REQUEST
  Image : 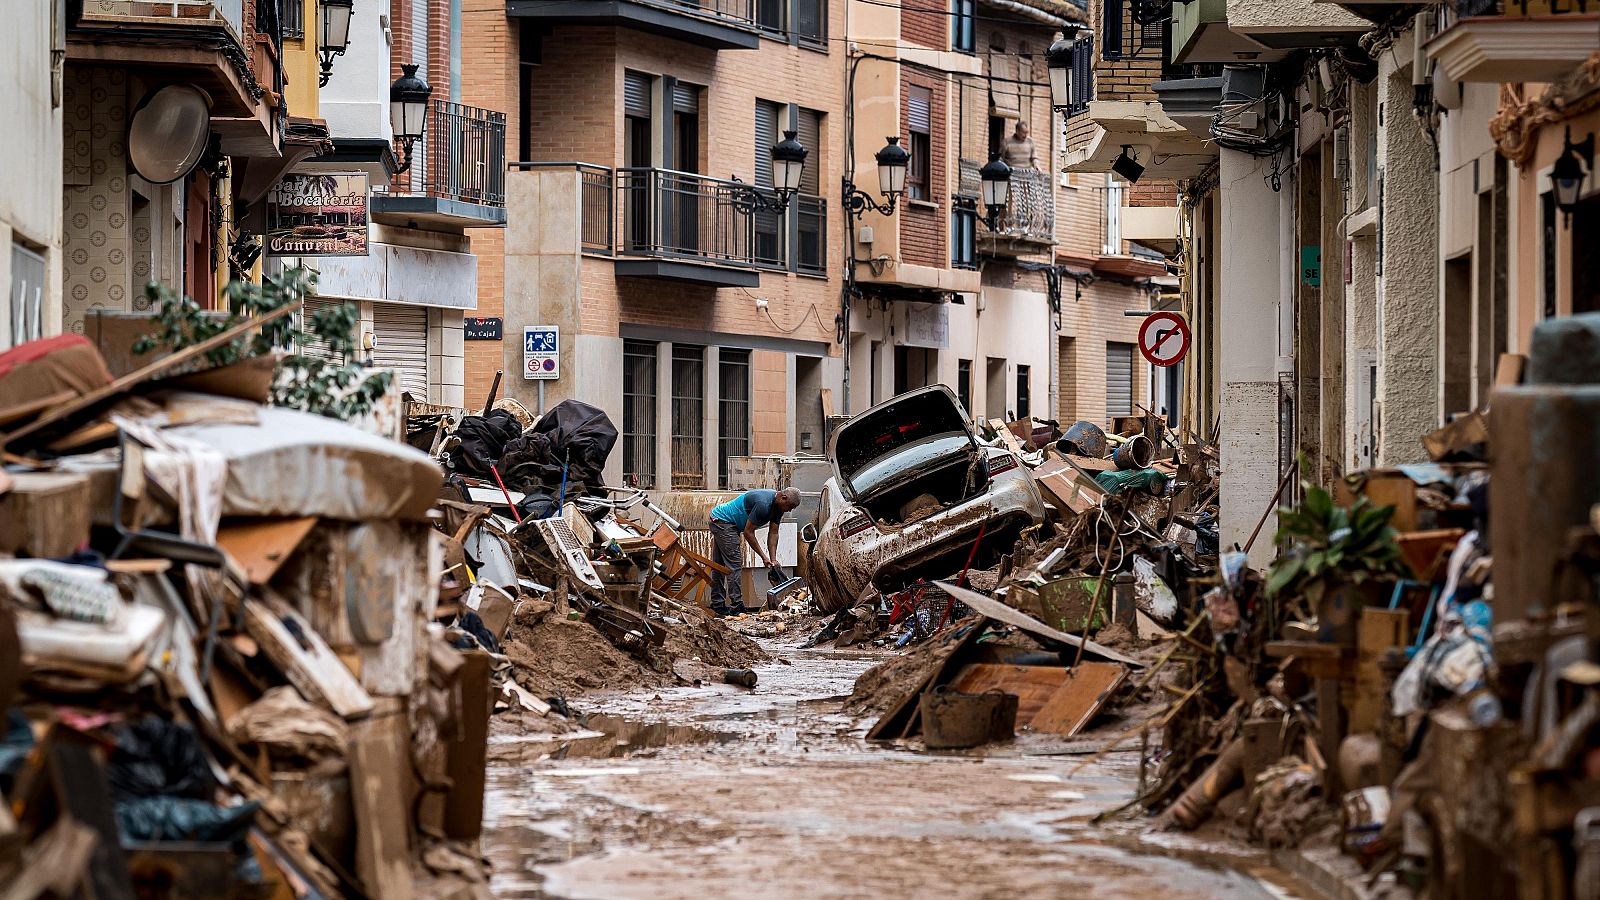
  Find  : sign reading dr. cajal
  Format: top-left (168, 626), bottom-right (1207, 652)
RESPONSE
top-left (266, 173), bottom-right (370, 257)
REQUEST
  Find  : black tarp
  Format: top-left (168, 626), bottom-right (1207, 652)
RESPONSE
top-left (498, 400), bottom-right (617, 496)
top-left (445, 409), bottom-right (523, 477)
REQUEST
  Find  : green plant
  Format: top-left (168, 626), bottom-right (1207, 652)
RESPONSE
top-left (1266, 458), bottom-right (1411, 608)
top-left (132, 267), bottom-right (392, 421)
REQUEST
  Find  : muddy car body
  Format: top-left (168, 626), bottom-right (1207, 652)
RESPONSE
top-left (804, 385), bottom-right (1047, 613)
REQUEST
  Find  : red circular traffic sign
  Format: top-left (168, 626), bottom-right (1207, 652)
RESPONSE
top-left (1137, 311), bottom-right (1190, 368)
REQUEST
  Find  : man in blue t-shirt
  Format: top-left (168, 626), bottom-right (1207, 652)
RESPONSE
top-left (707, 487), bottom-right (801, 616)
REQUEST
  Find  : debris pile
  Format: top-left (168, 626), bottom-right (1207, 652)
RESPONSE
top-left (833, 406), bottom-right (1218, 748)
top-left (0, 323), bottom-right (494, 897)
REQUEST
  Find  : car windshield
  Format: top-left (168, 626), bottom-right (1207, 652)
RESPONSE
top-left (846, 432), bottom-right (974, 498)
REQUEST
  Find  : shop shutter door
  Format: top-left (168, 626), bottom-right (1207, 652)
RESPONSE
top-left (1106, 342), bottom-right (1133, 417)
top-left (372, 303), bottom-right (430, 399)
top-left (297, 296), bottom-right (349, 365)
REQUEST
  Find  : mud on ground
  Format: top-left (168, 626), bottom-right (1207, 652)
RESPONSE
top-left (501, 599), bottom-right (769, 699)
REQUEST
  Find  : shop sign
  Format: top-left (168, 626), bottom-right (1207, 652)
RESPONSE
top-left (266, 173), bottom-right (370, 257)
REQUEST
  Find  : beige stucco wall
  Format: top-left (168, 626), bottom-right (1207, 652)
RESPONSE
top-left (1, 4), bottom-right (64, 347)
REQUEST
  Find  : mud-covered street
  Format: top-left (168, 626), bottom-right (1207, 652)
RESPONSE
top-left (483, 642), bottom-right (1300, 899)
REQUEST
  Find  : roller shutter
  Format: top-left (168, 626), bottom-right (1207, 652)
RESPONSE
top-left (1106, 341), bottom-right (1133, 418)
top-left (624, 71), bottom-right (652, 118)
top-left (372, 303), bottom-right (430, 399)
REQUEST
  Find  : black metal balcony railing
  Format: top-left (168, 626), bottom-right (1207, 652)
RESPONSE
top-left (616, 168), bottom-right (755, 266)
top-left (414, 101), bottom-right (508, 207)
top-left (579, 164), bottom-right (615, 254)
top-left (959, 160), bottom-right (1055, 246)
top-left (523, 163), bottom-right (825, 273)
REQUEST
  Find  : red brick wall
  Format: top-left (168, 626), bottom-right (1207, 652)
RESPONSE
top-left (900, 1), bottom-right (946, 49)
top-left (1127, 179), bottom-right (1176, 207)
top-left (900, 70), bottom-right (946, 268)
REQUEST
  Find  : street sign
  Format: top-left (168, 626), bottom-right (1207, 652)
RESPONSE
top-left (1137, 311), bottom-right (1190, 368)
top-left (522, 325), bottom-right (559, 380)
top-left (464, 317), bottom-right (502, 341)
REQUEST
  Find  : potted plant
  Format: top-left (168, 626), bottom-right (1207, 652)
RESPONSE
top-left (1267, 463), bottom-right (1411, 645)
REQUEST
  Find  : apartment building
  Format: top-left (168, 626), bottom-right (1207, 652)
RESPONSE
top-left (461, 0), bottom-right (846, 488)
top-left (841, 0), bottom-right (1084, 427)
top-left (60, 0), bottom-right (280, 334)
top-left (0, 2), bottom-right (65, 349)
top-left (275, 0), bottom-right (508, 406)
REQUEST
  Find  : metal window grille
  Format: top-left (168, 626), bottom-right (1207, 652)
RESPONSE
top-left (622, 339), bottom-right (658, 489)
top-left (670, 344), bottom-right (706, 489)
top-left (718, 349), bottom-right (751, 489)
top-left (279, 0), bottom-right (303, 39)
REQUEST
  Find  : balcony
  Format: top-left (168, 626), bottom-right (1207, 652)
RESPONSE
top-left (1426, 1), bottom-right (1600, 84)
top-left (1170, 0), bottom-right (1365, 64)
top-left (372, 102), bottom-right (508, 230)
top-left (506, 0), bottom-right (760, 50)
top-left (1061, 101), bottom-right (1216, 180)
top-left (69, 0), bottom-right (257, 117)
top-left (959, 160), bottom-right (1055, 253)
top-left (557, 165), bottom-right (828, 286)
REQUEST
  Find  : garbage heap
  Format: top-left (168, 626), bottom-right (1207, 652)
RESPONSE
top-left (839, 411), bottom-right (1221, 748)
top-left (403, 399), bottom-right (767, 703)
top-left (1123, 313), bottom-right (1600, 899)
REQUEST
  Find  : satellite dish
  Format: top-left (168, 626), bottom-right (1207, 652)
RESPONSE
top-left (128, 85), bottom-right (212, 184)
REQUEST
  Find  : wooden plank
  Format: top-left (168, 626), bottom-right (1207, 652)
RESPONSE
top-left (0, 390), bottom-right (75, 427)
top-left (867, 622), bottom-right (985, 742)
top-left (348, 713), bottom-right (414, 900)
top-left (2, 300), bottom-right (302, 448)
top-left (216, 517), bottom-right (319, 585)
top-left (935, 581), bottom-right (1143, 667)
top-left (1030, 662), bottom-right (1127, 737)
top-left (0, 471), bottom-right (91, 558)
top-left (243, 596), bottom-right (375, 719)
top-left (950, 663), bottom-right (1069, 723)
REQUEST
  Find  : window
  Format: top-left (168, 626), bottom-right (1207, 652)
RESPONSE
top-left (952, 0), bottom-right (975, 53)
top-left (1016, 364), bottom-right (1031, 418)
top-left (1103, 180), bottom-right (1123, 255)
top-left (796, 107), bottom-right (826, 274)
top-left (671, 344), bottom-right (706, 489)
top-left (757, 0), bottom-right (785, 32)
top-left (518, 22), bottom-right (541, 161)
top-left (718, 349), bottom-right (752, 488)
top-left (279, 0), bottom-right (304, 39)
top-left (9, 241), bottom-right (45, 348)
top-left (957, 359), bottom-right (973, 415)
top-left (988, 115), bottom-right (1006, 160)
top-left (951, 202), bottom-right (977, 270)
top-left (1106, 342), bottom-right (1134, 418)
top-left (754, 99), bottom-right (785, 267)
top-left (623, 340), bottom-right (658, 489)
top-left (907, 86), bottom-right (932, 201)
top-left (795, 0), bottom-right (825, 46)
top-left (624, 71), bottom-right (654, 252)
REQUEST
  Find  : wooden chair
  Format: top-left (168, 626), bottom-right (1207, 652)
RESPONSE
top-left (650, 522), bottom-right (728, 610)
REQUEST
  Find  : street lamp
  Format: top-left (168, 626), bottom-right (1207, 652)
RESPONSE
top-left (318, 0), bottom-right (354, 87)
top-left (390, 64), bottom-right (432, 175)
top-left (844, 136), bottom-right (910, 217)
top-left (978, 153), bottom-right (1011, 230)
top-left (1552, 127), bottom-right (1594, 215)
top-left (733, 130), bottom-right (809, 214)
top-left (1047, 34), bottom-right (1075, 112)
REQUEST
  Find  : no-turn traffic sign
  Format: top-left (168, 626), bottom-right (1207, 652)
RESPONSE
top-left (1137, 311), bottom-right (1190, 368)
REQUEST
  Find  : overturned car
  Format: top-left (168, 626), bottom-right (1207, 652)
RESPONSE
top-left (804, 385), bottom-right (1047, 613)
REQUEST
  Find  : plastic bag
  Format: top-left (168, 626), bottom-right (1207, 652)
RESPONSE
top-left (106, 717), bottom-right (217, 801)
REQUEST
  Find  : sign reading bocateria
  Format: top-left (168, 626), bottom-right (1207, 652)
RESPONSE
top-left (266, 173), bottom-right (370, 257)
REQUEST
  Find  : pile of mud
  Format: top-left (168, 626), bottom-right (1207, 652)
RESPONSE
top-left (502, 600), bottom-right (769, 698)
top-left (843, 625), bottom-right (965, 719)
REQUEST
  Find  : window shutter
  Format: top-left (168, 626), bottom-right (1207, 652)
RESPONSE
top-left (796, 108), bottom-right (821, 194)
top-left (1072, 34), bottom-right (1094, 114)
top-left (673, 82), bottom-right (700, 114)
top-left (755, 101), bottom-right (779, 188)
top-left (624, 71), bottom-right (652, 118)
top-left (1106, 342), bottom-right (1134, 418)
top-left (908, 88), bottom-right (931, 133)
top-left (372, 303), bottom-right (430, 399)
top-left (988, 49), bottom-right (1020, 117)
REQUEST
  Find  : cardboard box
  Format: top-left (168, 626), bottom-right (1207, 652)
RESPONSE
top-left (0, 472), bottom-right (91, 558)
